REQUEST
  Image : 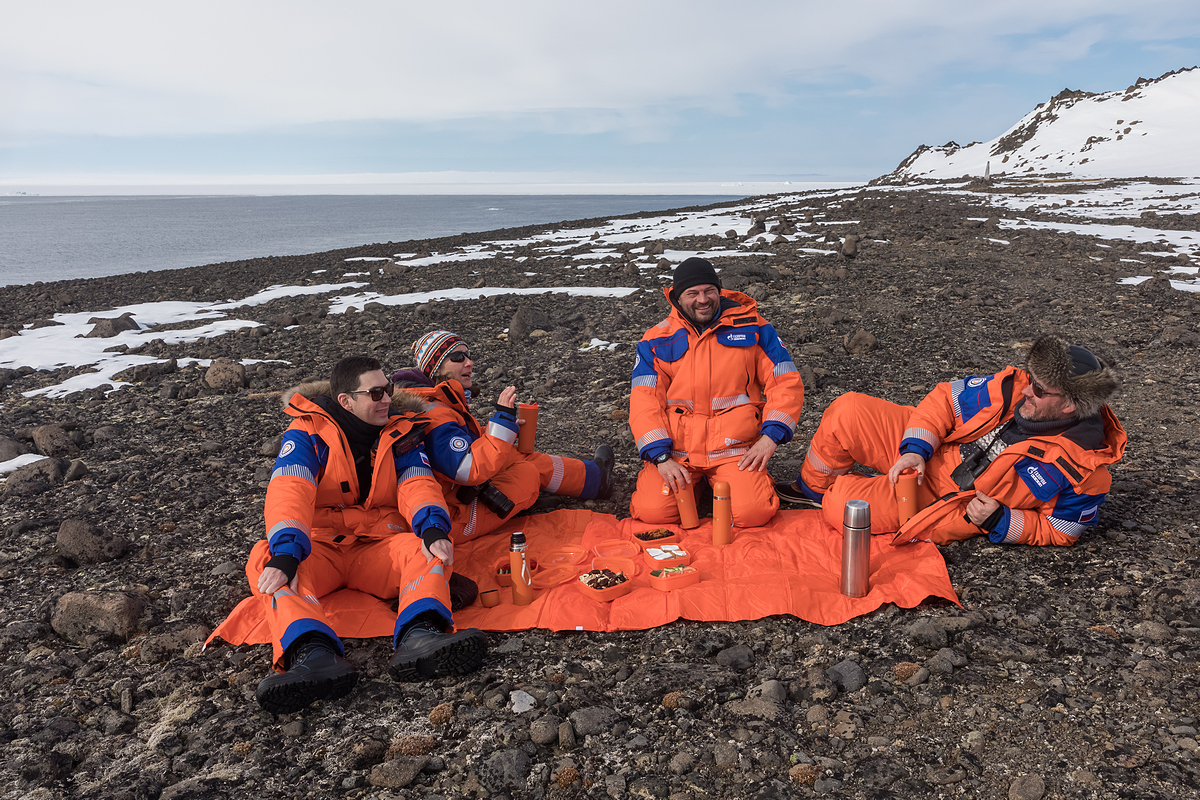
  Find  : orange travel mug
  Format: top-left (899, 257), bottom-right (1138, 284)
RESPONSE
top-left (674, 477), bottom-right (700, 530)
top-left (517, 403), bottom-right (538, 454)
top-left (895, 470), bottom-right (918, 525)
top-left (711, 480), bottom-right (732, 545)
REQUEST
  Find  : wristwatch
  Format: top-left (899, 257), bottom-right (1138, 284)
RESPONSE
top-left (652, 453), bottom-right (672, 465)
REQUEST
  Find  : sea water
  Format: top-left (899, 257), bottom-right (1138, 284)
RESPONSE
top-left (0, 194), bottom-right (742, 287)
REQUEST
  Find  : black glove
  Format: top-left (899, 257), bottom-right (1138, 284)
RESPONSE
top-left (421, 526), bottom-right (451, 551)
top-left (263, 553), bottom-right (299, 583)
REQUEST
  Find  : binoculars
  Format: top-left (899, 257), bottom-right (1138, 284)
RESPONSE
top-left (456, 480), bottom-right (515, 518)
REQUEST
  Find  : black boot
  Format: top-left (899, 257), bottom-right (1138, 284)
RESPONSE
top-left (594, 444), bottom-right (616, 500)
top-left (255, 636), bottom-right (358, 714)
top-left (388, 620), bottom-right (487, 682)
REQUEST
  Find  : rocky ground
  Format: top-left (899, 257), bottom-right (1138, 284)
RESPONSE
top-left (1, 180), bottom-right (1198, 799)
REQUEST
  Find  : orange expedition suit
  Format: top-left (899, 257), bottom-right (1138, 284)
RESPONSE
top-left (254, 389), bottom-right (453, 668)
top-left (392, 373), bottom-right (607, 544)
top-left (799, 367), bottom-right (1127, 545)
top-left (629, 288), bottom-right (804, 527)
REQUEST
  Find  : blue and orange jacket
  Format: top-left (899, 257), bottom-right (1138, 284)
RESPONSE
top-left (393, 376), bottom-right (522, 488)
top-left (265, 384), bottom-right (451, 563)
top-left (894, 366), bottom-right (1127, 546)
top-left (630, 288), bottom-right (804, 468)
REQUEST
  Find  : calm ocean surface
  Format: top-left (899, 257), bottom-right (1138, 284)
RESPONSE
top-left (0, 194), bottom-right (742, 287)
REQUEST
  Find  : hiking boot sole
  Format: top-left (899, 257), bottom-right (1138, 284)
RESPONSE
top-left (775, 481), bottom-right (823, 509)
top-left (388, 628), bottom-right (487, 682)
top-left (256, 668), bottom-right (359, 715)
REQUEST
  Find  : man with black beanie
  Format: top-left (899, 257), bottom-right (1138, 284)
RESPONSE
top-left (245, 356), bottom-right (486, 714)
top-left (629, 257), bottom-right (805, 527)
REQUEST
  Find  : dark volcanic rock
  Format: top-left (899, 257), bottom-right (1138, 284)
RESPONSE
top-left (51, 590), bottom-right (150, 644)
top-left (56, 518), bottom-right (129, 564)
top-left (3, 456), bottom-right (67, 496)
top-left (86, 312), bottom-right (140, 338)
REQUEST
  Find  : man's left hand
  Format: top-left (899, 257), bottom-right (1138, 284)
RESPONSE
top-left (737, 435), bottom-right (777, 472)
top-left (423, 538), bottom-right (454, 565)
top-left (965, 490), bottom-right (1001, 527)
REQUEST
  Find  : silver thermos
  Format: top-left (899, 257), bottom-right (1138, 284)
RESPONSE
top-left (841, 499), bottom-right (871, 598)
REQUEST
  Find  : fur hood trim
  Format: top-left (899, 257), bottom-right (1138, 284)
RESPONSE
top-left (1025, 335), bottom-right (1119, 418)
top-left (281, 380), bottom-right (426, 414)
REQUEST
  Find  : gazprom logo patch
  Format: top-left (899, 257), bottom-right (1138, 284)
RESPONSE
top-left (1025, 465), bottom-right (1047, 487)
top-left (727, 333), bottom-right (747, 341)
top-left (450, 436), bottom-right (469, 453)
top-left (968, 377), bottom-right (986, 388)
top-left (279, 441), bottom-right (295, 458)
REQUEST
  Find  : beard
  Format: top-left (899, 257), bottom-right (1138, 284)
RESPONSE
top-left (1016, 397), bottom-right (1069, 423)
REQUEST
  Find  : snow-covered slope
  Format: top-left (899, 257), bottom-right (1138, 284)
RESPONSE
top-left (883, 67), bottom-right (1200, 181)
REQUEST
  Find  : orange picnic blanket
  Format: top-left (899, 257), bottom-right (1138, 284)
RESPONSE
top-left (208, 509), bottom-right (958, 648)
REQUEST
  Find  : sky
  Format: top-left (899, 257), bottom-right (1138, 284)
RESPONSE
top-left (2, 1), bottom-right (1200, 191)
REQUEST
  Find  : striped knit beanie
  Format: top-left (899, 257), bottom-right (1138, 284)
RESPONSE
top-left (412, 330), bottom-right (466, 378)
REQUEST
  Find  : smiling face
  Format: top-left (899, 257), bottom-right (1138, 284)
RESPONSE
top-left (436, 343), bottom-right (473, 389)
top-left (677, 284), bottom-right (720, 326)
top-left (338, 369), bottom-right (393, 426)
top-left (1020, 370), bottom-right (1077, 421)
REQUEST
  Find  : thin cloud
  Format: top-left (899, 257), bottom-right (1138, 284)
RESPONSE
top-left (4, 0), bottom-right (1197, 139)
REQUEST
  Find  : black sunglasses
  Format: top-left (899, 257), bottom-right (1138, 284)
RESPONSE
top-left (348, 383), bottom-right (394, 402)
top-left (1025, 370), bottom-right (1063, 399)
top-left (444, 350), bottom-right (470, 363)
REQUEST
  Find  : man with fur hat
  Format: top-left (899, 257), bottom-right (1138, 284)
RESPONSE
top-left (249, 355), bottom-right (486, 714)
top-left (629, 257), bottom-right (804, 527)
top-left (392, 330), bottom-right (615, 543)
top-left (777, 336), bottom-right (1126, 546)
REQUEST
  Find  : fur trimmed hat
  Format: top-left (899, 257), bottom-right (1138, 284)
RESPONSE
top-left (1025, 335), bottom-right (1119, 418)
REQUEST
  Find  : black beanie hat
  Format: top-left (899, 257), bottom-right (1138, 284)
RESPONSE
top-left (670, 257), bottom-right (721, 302)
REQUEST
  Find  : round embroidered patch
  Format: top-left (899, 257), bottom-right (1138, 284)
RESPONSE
top-left (278, 441), bottom-right (295, 458)
top-left (449, 437), bottom-right (469, 453)
top-left (967, 377), bottom-right (985, 387)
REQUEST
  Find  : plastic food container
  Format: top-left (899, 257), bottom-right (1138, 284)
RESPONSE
top-left (591, 539), bottom-right (641, 559)
top-left (539, 544), bottom-right (588, 567)
top-left (577, 571), bottom-right (633, 602)
top-left (494, 556), bottom-right (538, 587)
top-left (641, 544), bottom-right (691, 570)
top-left (532, 565), bottom-right (578, 590)
top-left (649, 565), bottom-right (700, 591)
top-left (591, 556), bottom-right (638, 578)
top-left (633, 528), bottom-right (681, 548)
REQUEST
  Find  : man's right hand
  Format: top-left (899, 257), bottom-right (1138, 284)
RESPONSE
top-left (257, 566), bottom-right (299, 595)
top-left (656, 458), bottom-right (691, 494)
top-left (887, 452), bottom-right (927, 485)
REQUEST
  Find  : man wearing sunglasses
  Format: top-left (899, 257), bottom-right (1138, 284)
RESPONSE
top-left (245, 355), bottom-right (486, 714)
top-left (391, 330), bottom-right (616, 543)
top-left (777, 335), bottom-right (1126, 547)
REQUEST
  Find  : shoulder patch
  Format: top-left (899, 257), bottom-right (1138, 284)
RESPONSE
top-left (967, 377), bottom-right (986, 388)
top-left (278, 440), bottom-right (295, 458)
top-left (449, 436), bottom-right (469, 453)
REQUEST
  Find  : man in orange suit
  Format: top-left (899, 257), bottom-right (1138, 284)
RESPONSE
top-left (250, 356), bottom-right (486, 714)
top-left (629, 257), bottom-right (804, 527)
top-left (778, 336), bottom-right (1125, 546)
